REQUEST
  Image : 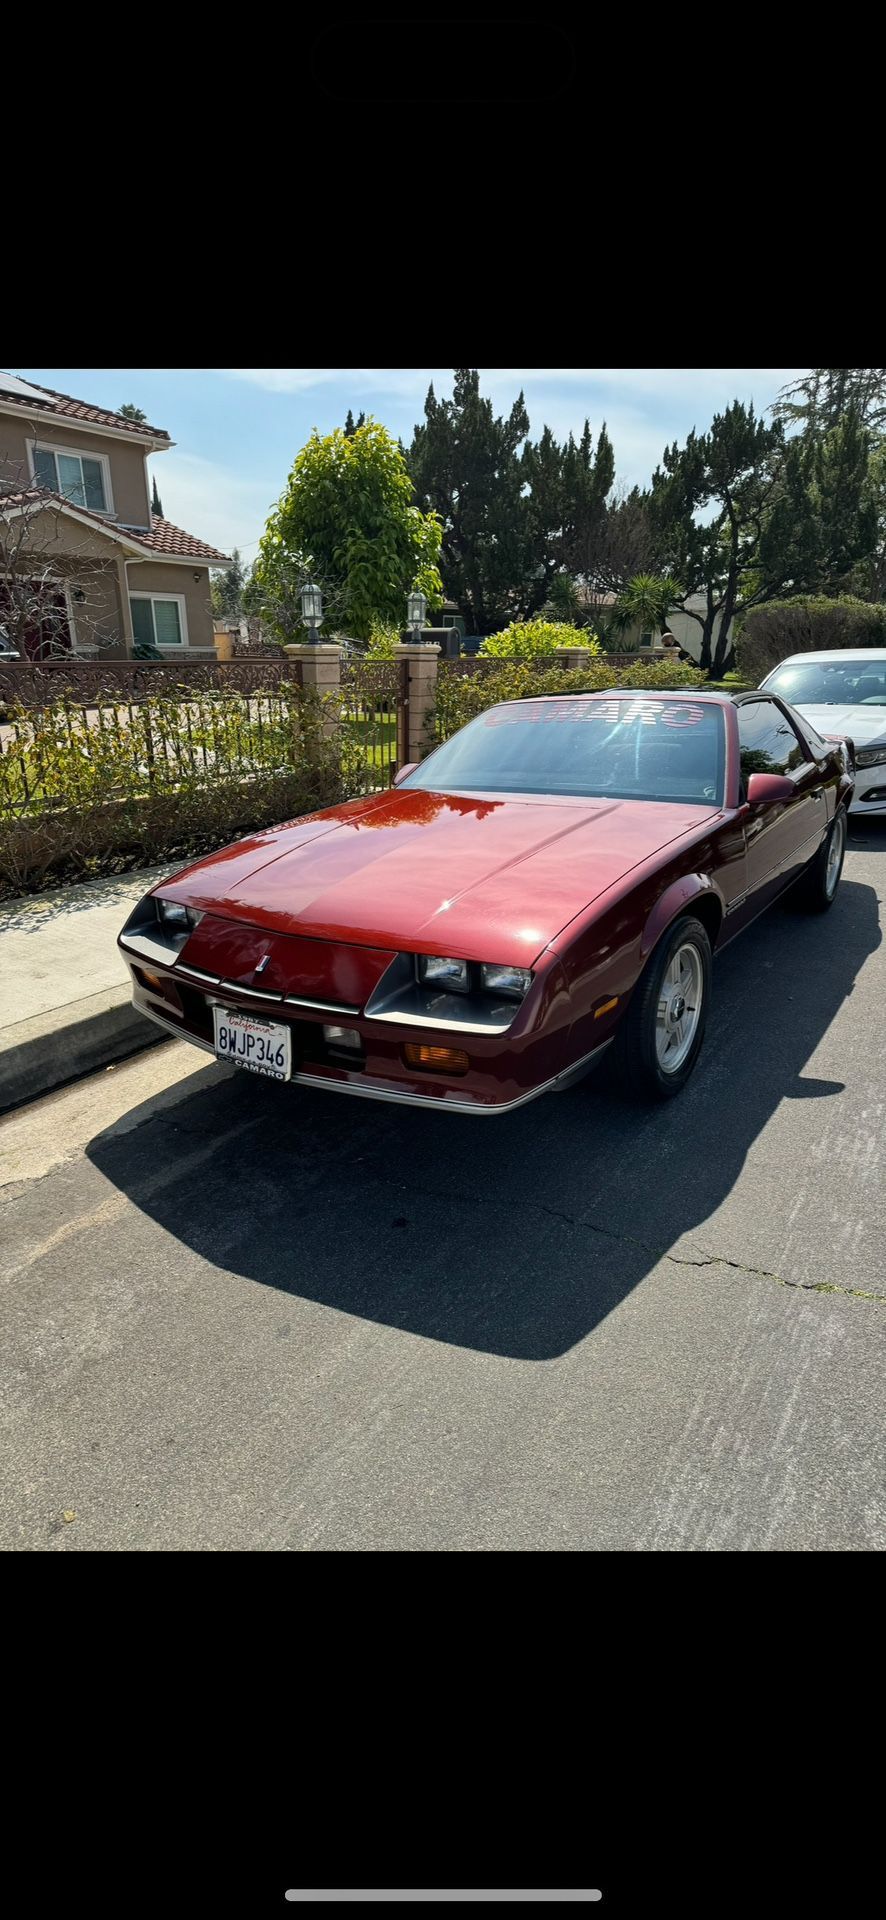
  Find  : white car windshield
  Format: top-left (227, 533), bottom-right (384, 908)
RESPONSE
top-left (766, 659), bottom-right (886, 705)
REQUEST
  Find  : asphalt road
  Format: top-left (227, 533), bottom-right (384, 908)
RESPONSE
top-left (2, 824), bottom-right (885, 1551)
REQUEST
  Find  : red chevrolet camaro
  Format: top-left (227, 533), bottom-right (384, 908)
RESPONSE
top-left (119, 689), bottom-right (854, 1111)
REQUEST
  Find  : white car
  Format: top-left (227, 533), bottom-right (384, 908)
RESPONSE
top-left (760, 650), bottom-right (886, 818)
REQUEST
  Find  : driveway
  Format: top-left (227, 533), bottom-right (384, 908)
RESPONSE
top-left (1, 825), bottom-right (884, 1550)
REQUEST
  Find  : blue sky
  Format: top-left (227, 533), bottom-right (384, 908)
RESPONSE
top-left (15, 368), bottom-right (809, 564)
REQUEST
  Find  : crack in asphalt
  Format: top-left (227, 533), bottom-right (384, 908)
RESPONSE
top-left (374, 1173), bottom-right (886, 1310)
top-left (3, 1091), bottom-right (884, 1309)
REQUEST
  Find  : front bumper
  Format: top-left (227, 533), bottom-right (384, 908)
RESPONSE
top-left (849, 782), bottom-right (886, 815)
top-left (134, 995), bottom-right (612, 1113)
top-left (118, 901), bottom-right (605, 1113)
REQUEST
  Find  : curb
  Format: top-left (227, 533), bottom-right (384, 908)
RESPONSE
top-left (0, 986), bottom-right (168, 1115)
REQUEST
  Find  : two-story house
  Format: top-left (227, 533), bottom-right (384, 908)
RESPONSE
top-left (0, 372), bottom-right (231, 660)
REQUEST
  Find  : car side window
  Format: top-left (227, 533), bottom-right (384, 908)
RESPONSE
top-left (738, 700), bottom-right (807, 782)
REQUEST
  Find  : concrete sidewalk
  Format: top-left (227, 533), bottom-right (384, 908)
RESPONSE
top-left (0, 865), bottom-right (173, 1112)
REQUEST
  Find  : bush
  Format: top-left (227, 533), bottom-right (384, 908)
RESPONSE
top-left (737, 597), bottom-right (886, 684)
top-left (433, 657), bottom-right (705, 744)
top-left (478, 619), bottom-right (602, 660)
top-left (365, 623), bottom-right (399, 659)
top-left (0, 685), bottom-right (366, 896)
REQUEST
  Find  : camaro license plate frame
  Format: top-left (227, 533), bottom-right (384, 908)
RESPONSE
top-left (212, 1005), bottom-right (293, 1081)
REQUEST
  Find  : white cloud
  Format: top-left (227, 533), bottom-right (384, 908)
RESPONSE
top-left (151, 451), bottom-right (279, 560)
top-left (225, 366), bottom-right (808, 404)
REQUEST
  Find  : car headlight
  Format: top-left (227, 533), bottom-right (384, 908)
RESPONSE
top-left (418, 954), bottom-right (470, 993)
top-left (480, 963), bottom-right (533, 1000)
top-left (155, 899), bottom-right (203, 934)
top-left (854, 746), bottom-right (886, 768)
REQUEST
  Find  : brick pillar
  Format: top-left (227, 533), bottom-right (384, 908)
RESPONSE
top-left (283, 643), bottom-right (342, 734)
top-left (394, 641), bottom-right (440, 763)
top-left (555, 647), bottom-right (593, 670)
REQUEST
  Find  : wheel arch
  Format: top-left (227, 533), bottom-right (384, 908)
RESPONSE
top-left (640, 876), bottom-right (723, 963)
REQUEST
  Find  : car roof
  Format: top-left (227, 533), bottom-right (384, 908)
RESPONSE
top-left (767, 649), bottom-right (886, 664)
top-left (505, 687), bottom-right (733, 704)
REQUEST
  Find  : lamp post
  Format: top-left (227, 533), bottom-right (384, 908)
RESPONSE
top-left (406, 588), bottom-right (428, 644)
top-left (300, 580), bottom-right (323, 645)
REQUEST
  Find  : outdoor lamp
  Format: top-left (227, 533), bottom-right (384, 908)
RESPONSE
top-left (407, 588), bottom-right (427, 641)
top-left (300, 581), bottom-right (323, 643)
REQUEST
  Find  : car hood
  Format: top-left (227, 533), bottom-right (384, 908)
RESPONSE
top-left (793, 702), bottom-right (886, 746)
top-left (158, 787), bottom-right (717, 965)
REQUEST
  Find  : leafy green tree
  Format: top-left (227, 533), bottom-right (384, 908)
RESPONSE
top-left (773, 371), bottom-right (885, 602)
top-left (648, 404), bottom-right (785, 674)
top-left (773, 369), bottom-right (886, 438)
top-left (253, 418), bottom-right (442, 643)
top-left (119, 402), bottom-right (147, 423)
top-left (647, 401), bottom-right (874, 676)
top-left (407, 370), bottom-right (614, 633)
top-left (151, 475), bottom-right (164, 518)
top-left (612, 573), bottom-right (682, 641)
top-left (211, 547), bottom-right (249, 618)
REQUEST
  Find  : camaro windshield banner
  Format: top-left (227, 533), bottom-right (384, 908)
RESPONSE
top-left (483, 700), bottom-right (708, 728)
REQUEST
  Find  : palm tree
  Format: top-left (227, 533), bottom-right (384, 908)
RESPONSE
top-left (612, 573), bottom-right (681, 641)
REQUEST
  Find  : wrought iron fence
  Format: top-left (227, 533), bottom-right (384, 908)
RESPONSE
top-left (339, 658), bottom-right (408, 790)
top-left (0, 685), bottom-right (334, 819)
top-left (0, 655), bottom-right (302, 711)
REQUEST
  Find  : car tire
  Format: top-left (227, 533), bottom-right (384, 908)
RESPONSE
top-left (797, 805), bottom-right (847, 913)
top-left (615, 914), bottom-right (712, 1101)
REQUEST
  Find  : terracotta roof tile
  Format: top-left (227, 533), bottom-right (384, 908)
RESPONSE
top-left (0, 376), bottom-right (170, 441)
top-left (133, 516), bottom-right (231, 563)
top-left (1, 488), bottom-right (230, 564)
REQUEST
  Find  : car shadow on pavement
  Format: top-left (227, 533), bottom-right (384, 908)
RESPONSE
top-left (87, 876), bottom-right (882, 1361)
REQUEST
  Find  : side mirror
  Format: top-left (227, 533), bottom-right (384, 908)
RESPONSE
top-left (746, 771), bottom-right (794, 806)
top-left (393, 762), bottom-right (418, 785)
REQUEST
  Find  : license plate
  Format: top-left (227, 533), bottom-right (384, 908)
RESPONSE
top-left (213, 1006), bottom-right (292, 1080)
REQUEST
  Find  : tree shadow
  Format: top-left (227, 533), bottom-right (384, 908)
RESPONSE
top-left (87, 877), bottom-right (881, 1360)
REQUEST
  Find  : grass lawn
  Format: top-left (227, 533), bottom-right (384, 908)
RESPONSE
top-left (343, 702), bottom-right (398, 771)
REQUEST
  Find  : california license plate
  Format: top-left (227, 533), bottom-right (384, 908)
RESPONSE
top-left (213, 1007), bottom-right (292, 1080)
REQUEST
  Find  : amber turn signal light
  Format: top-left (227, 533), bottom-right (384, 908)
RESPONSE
top-left (404, 1044), bottom-right (470, 1075)
top-left (135, 967), bottom-right (165, 992)
top-left (594, 995), bottom-right (619, 1018)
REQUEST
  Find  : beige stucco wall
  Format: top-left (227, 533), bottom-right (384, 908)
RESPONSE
top-left (2, 504), bottom-right (128, 657)
top-left (123, 561), bottom-right (216, 650)
top-left (0, 410), bottom-right (153, 527)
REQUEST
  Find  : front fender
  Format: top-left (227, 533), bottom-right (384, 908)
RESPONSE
top-left (640, 873), bottom-right (723, 961)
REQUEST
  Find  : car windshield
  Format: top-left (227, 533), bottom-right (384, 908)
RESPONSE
top-left (405, 697), bottom-right (726, 804)
top-left (766, 659), bottom-right (886, 705)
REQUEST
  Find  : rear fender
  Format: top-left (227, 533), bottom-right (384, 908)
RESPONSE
top-left (640, 874), bottom-right (723, 962)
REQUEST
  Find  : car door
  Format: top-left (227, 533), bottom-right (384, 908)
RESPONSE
top-left (737, 697), bottom-right (827, 908)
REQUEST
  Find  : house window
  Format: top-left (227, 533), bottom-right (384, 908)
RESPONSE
top-left (130, 593), bottom-right (188, 648)
top-left (640, 631), bottom-right (653, 648)
top-left (33, 444), bottom-right (111, 513)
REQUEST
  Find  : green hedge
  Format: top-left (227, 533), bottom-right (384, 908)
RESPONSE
top-left (737, 597), bottom-right (886, 684)
top-left (432, 657), bottom-right (705, 744)
top-left (478, 619), bottom-right (602, 660)
top-left (0, 685), bottom-right (365, 896)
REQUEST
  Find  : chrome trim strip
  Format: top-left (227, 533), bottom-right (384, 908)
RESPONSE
top-left (217, 980), bottom-right (285, 1002)
top-left (175, 965), bottom-right (223, 986)
top-left (136, 1003), bottom-right (613, 1114)
top-left (283, 995), bottom-right (362, 1015)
